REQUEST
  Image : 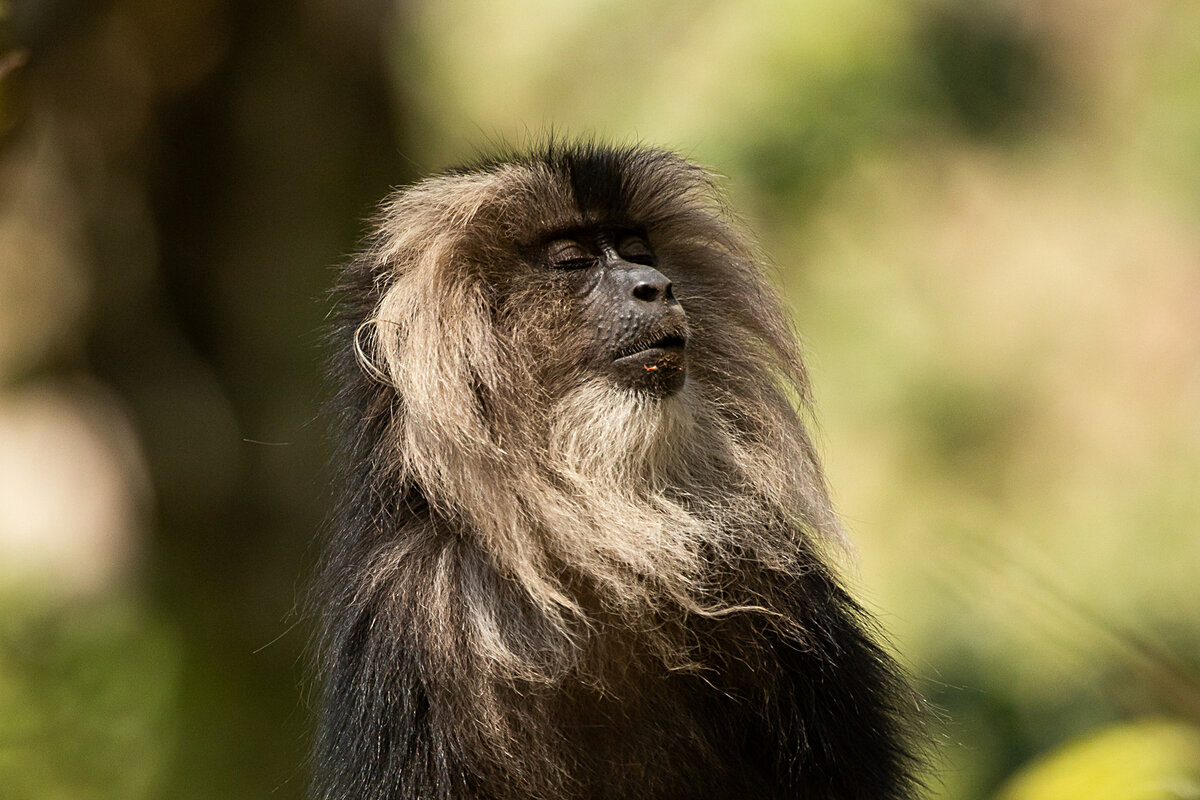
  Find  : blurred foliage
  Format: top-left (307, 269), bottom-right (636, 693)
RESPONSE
top-left (0, 592), bottom-right (179, 800)
top-left (1, 0), bottom-right (1198, 798)
top-left (915, 4), bottom-right (1049, 139)
top-left (994, 720), bottom-right (1200, 800)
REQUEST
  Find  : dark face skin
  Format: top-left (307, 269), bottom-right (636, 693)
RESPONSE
top-left (542, 226), bottom-right (689, 396)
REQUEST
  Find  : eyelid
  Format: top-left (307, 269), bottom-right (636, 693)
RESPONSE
top-left (616, 235), bottom-right (655, 263)
top-left (548, 240), bottom-right (587, 255)
top-left (547, 239), bottom-right (595, 269)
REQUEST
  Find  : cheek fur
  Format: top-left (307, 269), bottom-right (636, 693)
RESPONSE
top-left (498, 275), bottom-right (594, 382)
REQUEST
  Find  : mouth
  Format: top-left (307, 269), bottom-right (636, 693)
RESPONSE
top-left (612, 331), bottom-right (688, 395)
top-left (613, 332), bottom-right (688, 363)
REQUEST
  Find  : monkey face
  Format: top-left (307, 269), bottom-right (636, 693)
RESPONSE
top-left (538, 225), bottom-right (690, 397)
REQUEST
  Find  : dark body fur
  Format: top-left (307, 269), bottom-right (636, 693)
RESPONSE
top-left (314, 143), bottom-right (918, 800)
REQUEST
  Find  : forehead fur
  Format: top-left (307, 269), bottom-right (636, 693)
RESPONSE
top-left (403, 143), bottom-right (717, 243)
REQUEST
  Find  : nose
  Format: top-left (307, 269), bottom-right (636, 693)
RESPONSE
top-left (626, 265), bottom-right (673, 303)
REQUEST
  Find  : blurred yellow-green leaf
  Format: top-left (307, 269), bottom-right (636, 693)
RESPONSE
top-left (994, 720), bottom-right (1200, 800)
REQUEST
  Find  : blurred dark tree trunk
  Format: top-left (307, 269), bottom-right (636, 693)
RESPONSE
top-left (10, 0), bottom-right (413, 796)
top-left (149, 2), bottom-right (407, 796)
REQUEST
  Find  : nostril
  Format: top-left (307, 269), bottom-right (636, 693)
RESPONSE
top-left (632, 282), bottom-right (661, 302)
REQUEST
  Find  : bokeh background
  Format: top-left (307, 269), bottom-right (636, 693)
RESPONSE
top-left (2, 1), bottom-right (1199, 798)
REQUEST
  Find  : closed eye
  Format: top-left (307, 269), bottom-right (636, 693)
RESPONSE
top-left (617, 234), bottom-right (656, 265)
top-left (547, 239), bottom-right (596, 269)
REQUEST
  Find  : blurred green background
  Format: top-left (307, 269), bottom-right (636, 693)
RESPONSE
top-left (1, 1), bottom-right (1198, 798)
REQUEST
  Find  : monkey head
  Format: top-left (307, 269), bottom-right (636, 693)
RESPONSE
top-left (341, 141), bottom-right (851, 625)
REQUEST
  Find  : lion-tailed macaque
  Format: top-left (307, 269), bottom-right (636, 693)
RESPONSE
top-left (314, 142), bottom-right (920, 800)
